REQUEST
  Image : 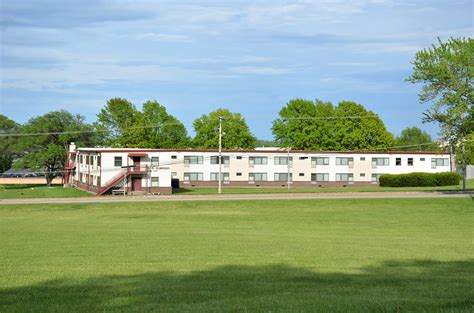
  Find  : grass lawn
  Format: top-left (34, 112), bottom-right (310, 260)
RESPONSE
top-left (174, 179), bottom-right (474, 195)
top-left (0, 184), bottom-right (92, 199)
top-left (0, 198), bottom-right (472, 312)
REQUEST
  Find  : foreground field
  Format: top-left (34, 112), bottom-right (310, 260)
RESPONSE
top-left (0, 198), bottom-right (472, 312)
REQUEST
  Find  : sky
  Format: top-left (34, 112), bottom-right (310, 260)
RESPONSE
top-left (0, 0), bottom-right (472, 140)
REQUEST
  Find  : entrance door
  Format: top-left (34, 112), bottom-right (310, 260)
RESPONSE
top-left (132, 177), bottom-right (141, 191)
top-left (133, 157), bottom-right (140, 171)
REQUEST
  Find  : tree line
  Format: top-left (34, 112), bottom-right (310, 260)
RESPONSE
top-left (0, 36), bottom-right (471, 185)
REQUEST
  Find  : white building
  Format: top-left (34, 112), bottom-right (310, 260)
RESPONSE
top-left (65, 144), bottom-right (451, 195)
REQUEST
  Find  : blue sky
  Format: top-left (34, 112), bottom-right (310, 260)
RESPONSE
top-left (1, 0), bottom-right (472, 140)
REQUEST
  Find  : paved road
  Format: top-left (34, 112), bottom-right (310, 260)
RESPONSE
top-left (0, 191), bottom-right (472, 205)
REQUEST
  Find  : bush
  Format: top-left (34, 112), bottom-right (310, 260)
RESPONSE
top-left (379, 172), bottom-right (461, 187)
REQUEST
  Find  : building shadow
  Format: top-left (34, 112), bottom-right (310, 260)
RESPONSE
top-left (1, 259), bottom-right (472, 312)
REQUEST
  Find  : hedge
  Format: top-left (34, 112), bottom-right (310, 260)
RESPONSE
top-left (379, 172), bottom-right (462, 187)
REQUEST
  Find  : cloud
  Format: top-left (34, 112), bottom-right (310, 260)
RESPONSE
top-left (137, 32), bottom-right (192, 43)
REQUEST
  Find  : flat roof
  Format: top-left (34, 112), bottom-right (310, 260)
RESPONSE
top-left (75, 148), bottom-right (449, 155)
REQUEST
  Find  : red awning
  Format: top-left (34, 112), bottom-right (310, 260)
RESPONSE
top-left (128, 153), bottom-right (148, 157)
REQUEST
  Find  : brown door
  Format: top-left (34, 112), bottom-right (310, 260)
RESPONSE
top-left (133, 157), bottom-right (140, 171)
top-left (132, 177), bottom-right (141, 191)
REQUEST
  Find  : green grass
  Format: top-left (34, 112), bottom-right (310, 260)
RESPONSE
top-left (0, 198), bottom-right (472, 312)
top-left (0, 184), bottom-right (92, 199)
top-left (174, 179), bottom-right (474, 195)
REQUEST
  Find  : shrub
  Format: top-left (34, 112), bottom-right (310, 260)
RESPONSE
top-left (379, 172), bottom-right (461, 187)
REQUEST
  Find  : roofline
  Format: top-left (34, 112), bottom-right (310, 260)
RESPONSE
top-left (75, 148), bottom-right (449, 155)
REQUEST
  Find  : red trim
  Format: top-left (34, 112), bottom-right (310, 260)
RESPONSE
top-left (77, 148), bottom-right (449, 155)
top-left (128, 153), bottom-right (148, 157)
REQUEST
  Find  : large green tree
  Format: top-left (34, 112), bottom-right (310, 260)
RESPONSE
top-left (15, 110), bottom-right (99, 185)
top-left (272, 99), bottom-right (393, 150)
top-left (407, 37), bottom-right (473, 187)
top-left (0, 115), bottom-right (20, 173)
top-left (192, 108), bottom-right (256, 149)
top-left (394, 127), bottom-right (439, 151)
top-left (97, 98), bottom-right (189, 148)
top-left (272, 99), bottom-right (335, 149)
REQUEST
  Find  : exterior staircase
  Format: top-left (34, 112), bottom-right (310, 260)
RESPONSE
top-left (96, 165), bottom-right (148, 196)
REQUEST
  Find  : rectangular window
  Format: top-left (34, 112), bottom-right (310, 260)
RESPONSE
top-left (97, 156), bottom-right (101, 167)
top-left (396, 158), bottom-right (402, 166)
top-left (236, 156), bottom-right (242, 160)
top-left (249, 173), bottom-right (267, 181)
top-left (274, 156), bottom-right (293, 165)
top-left (171, 172), bottom-right (177, 177)
top-left (408, 158), bottom-right (414, 166)
top-left (151, 177), bottom-right (159, 187)
top-left (274, 173), bottom-right (292, 181)
top-left (360, 157), bottom-right (366, 161)
top-left (184, 156), bottom-right (203, 165)
top-left (114, 156), bottom-right (122, 167)
top-left (299, 173), bottom-right (304, 177)
top-left (210, 172), bottom-right (230, 181)
top-left (79, 155), bottom-right (83, 164)
top-left (360, 173), bottom-right (366, 177)
top-left (336, 173), bottom-right (354, 182)
top-left (299, 156), bottom-right (308, 160)
top-left (431, 158), bottom-right (449, 167)
top-left (236, 172), bottom-right (242, 176)
top-left (372, 174), bottom-right (384, 182)
top-left (420, 158), bottom-right (425, 161)
top-left (151, 157), bottom-right (159, 167)
top-left (171, 155), bottom-right (177, 159)
top-left (249, 156), bottom-right (267, 165)
top-left (91, 156), bottom-right (95, 166)
top-left (184, 172), bottom-right (203, 181)
top-left (86, 155), bottom-right (89, 165)
top-left (372, 157), bottom-right (389, 166)
top-left (210, 156), bottom-right (230, 165)
top-left (311, 157), bottom-right (329, 166)
top-left (311, 173), bottom-right (329, 182)
top-left (336, 157), bottom-right (354, 166)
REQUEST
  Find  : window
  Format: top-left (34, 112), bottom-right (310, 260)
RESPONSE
top-left (90, 156), bottom-right (94, 166)
top-left (431, 158), bottom-right (449, 167)
top-left (236, 172), bottom-right (242, 176)
top-left (274, 173), bottom-right (292, 181)
top-left (210, 156), bottom-right (230, 165)
top-left (236, 156), bottom-right (242, 160)
top-left (274, 156), bottom-right (293, 165)
top-left (184, 172), bottom-right (203, 181)
top-left (210, 173), bottom-right (230, 181)
top-left (249, 156), bottom-right (267, 165)
top-left (311, 173), bottom-right (329, 182)
top-left (97, 156), bottom-right (101, 167)
top-left (171, 172), bottom-right (177, 177)
top-left (311, 157), bottom-right (329, 166)
top-left (408, 158), bottom-right (414, 166)
top-left (336, 173), bottom-right (354, 182)
top-left (372, 157), bottom-right (389, 166)
top-left (86, 155), bottom-right (89, 165)
top-left (184, 156), bottom-right (203, 165)
top-left (249, 173), bottom-right (267, 181)
top-left (151, 157), bottom-right (159, 167)
top-left (79, 155), bottom-right (83, 164)
top-left (371, 174), bottom-right (384, 182)
top-left (114, 156), bottom-right (122, 167)
top-left (151, 177), bottom-right (159, 187)
top-left (336, 157), bottom-right (354, 166)
top-left (299, 173), bottom-right (304, 177)
top-left (360, 173), bottom-right (366, 177)
top-left (420, 158), bottom-right (425, 161)
top-left (171, 155), bottom-right (177, 159)
top-left (396, 158), bottom-right (402, 166)
top-left (360, 157), bottom-right (366, 161)
top-left (299, 156), bottom-right (308, 160)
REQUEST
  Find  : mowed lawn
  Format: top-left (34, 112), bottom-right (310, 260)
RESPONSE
top-left (0, 184), bottom-right (92, 199)
top-left (0, 198), bottom-right (472, 312)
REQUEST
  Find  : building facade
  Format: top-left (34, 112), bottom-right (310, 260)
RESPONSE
top-left (65, 143), bottom-right (451, 195)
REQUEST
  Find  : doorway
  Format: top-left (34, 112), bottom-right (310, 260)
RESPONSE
top-left (132, 177), bottom-right (141, 191)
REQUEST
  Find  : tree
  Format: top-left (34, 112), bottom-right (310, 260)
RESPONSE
top-left (255, 139), bottom-right (278, 147)
top-left (192, 108), bottom-right (256, 149)
top-left (407, 37), bottom-right (473, 188)
top-left (394, 127), bottom-right (439, 151)
top-left (0, 115), bottom-right (20, 173)
top-left (15, 110), bottom-right (99, 185)
top-left (272, 99), bottom-right (335, 150)
top-left (272, 99), bottom-right (393, 150)
top-left (97, 98), bottom-right (189, 148)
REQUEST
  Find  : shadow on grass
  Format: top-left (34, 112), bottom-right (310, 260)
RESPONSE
top-left (1, 260), bottom-right (472, 312)
top-left (2, 184), bottom-right (62, 190)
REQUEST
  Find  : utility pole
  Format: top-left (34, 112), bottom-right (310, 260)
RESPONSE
top-left (218, 116), bottom-right (223, 194)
